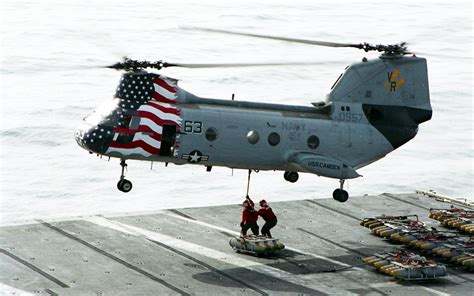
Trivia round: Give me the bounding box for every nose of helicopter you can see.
[75,122,114,154]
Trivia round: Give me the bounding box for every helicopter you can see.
[75,28,432,202]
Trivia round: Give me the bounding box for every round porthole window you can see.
[268,132,280,146]
[307,135,320,149]
[205,127,218,141]
[247,130,260,144]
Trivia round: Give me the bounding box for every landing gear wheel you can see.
[117,180,123,190]
[284,171,299,183]
[117,179,133,193]
[332,188,349,203]
[117,159,132,192]
[287,172,299,183]
[339,190,349,202]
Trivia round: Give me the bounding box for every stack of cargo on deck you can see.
[362,250,447,280]
[360,212,474,274]
[429,207,474,234]
[229,236,285,255]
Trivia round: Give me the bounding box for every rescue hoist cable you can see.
[246,169,251,198]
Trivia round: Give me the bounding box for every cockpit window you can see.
[331,73,343,89]
[119,115,132,128]
[84,98,119,125]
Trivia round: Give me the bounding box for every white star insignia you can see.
[189,151,201,163]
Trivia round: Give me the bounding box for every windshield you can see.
[84,98,119,125]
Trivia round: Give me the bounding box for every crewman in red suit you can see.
[257,200,277,238]
[240,196,259,237]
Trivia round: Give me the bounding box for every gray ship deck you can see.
[1,192,473,295]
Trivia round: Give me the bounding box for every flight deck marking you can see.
[44,288,59,296]
[84,216,344,295]
[296,228,369,257]
[382,193,431,210]
[305,200,362,221]
[0,283,35,295]
[0,248,70,288]
[163,211,357,270]
[147,239,268,296]
[167,209,197,220]
[37,220,189,295]
[369,282,449,296]
[168,211,343,274]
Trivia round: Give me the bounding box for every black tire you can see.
[339,190,349,203]
[333,189,342,201]
[118,179,133,193]
[117,180,124,191]
[288,172,299,183]
[283,171,289,181]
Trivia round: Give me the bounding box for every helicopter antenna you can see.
[183,27,410,56]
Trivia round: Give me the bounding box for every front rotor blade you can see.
[165,61,329,68]
[184,27,362,49]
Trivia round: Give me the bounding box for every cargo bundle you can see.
[229,236,285,255]
[363,250,447,280]
[429,208,474,234]
[361,214,473,270]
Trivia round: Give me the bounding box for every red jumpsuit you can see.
[240,199,259,236]
[257,207,277,238]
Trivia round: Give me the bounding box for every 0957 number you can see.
[338,113,362,122]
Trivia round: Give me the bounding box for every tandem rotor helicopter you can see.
[75,28,432,202]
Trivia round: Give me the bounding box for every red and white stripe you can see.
[152,76,178,105]
[106,76,181,157]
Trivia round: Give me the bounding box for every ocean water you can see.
[1,0,472,224]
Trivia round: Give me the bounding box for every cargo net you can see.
[361,214,473,271]
[363,250,447,280]
[429,207,474,234]
[229,236,285,255]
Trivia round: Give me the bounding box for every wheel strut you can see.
[339,179,345,190]
[120,159,127,180]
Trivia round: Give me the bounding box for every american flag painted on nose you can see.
[106,74,182,157]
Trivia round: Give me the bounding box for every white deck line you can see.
[163,212,451,296]
[0,283,34,296]
[164,211,359,270]
[370,282,449,296]
[83,215,354,295]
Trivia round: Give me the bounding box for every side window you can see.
[129,116,140,130]
[247,130,260,144]
[268,132,280,146]
[115,133,134,144]
[118,115,132,128]
[205,127,218,141]
[307,135,320,149]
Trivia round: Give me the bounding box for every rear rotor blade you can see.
[183,27,362,49]
[183,27,409,55]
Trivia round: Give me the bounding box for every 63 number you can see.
[184,121,202,133]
